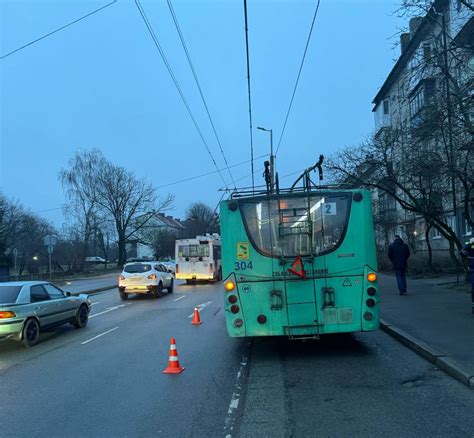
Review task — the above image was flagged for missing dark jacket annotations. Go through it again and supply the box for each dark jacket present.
[388,238,410,271]
[461,242,474,273]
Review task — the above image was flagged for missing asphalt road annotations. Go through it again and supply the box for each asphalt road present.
[1,279,473,438]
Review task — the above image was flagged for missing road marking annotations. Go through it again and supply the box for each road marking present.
[174,295,186,302]
[188,300,212,318]
[91,301,101,306]
[223,344,251,437]
[89,303,129,318]
[81,327,118,345]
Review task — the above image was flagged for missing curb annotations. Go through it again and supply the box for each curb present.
[70,285,117,296]
[380,319,474,389]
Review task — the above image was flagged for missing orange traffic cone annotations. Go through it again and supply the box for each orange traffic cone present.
[162,338,185,374]
[191,307,202,325]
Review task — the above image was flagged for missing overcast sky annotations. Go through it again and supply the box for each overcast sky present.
[0,0,404,227]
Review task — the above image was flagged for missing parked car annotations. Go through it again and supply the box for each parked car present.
[85,256,107,264]
[0,281,91,347]
[118,262,174,300]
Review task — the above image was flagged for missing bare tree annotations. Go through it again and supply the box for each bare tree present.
[95,161,173,267]
[59,149,106,270]
[184,202,219,237]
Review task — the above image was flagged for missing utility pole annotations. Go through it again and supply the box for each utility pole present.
[257,126,275,191]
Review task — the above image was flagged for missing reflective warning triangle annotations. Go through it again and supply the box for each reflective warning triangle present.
[288,255,307,279]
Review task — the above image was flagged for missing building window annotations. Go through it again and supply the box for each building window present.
[431,227,441,239]
[447,215,456,232]
[410,86,425,117]
[465,220,473,236]
[423,43,432,62]
[383,99,390,115]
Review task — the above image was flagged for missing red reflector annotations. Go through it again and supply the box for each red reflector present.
[0,311,16,319]
[367,287,376,296]
[234,318,243,328]
[230,305,240,314]
[366,298,376,308]
[257,314,267,324]
[228,295,238,304]
[363,311,373,321]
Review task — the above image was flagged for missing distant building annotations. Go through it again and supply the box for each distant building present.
[371,0,473,262]
[126,213,186,260]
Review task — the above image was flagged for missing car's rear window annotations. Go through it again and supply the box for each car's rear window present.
[123,264,152,273]
[0,286,22,304]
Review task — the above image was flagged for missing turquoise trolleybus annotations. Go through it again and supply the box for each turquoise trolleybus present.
[220,185,379,338]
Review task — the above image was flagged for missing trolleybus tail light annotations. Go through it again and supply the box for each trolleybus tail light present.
[363,311,373,321]
[176,265,179,274]
[0,311,16,319]
[230,305,240,314]
[147,274,157,280]
[228,295,238,304]
[209,263,213,273]
[257,314,267,324]
[367,272,377,282]
[366,298,376,308]
[367,287,376,296]
[234,318,243,328]
[225,280,235,292]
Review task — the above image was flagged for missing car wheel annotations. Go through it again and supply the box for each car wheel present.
[119,290,128,300]
[22,318,40,348]
[153,283,164,298]
[168,279,174,293]
[73,305,89,329]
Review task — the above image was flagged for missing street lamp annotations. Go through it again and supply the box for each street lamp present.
[257,126,275,190]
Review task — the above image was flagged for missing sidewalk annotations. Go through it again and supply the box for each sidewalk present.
[56,272,118,295]
[379,273,474,388]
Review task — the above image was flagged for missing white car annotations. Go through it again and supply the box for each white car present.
[118,262,174,300]
[85,256,106,264]
[161,261,176,275]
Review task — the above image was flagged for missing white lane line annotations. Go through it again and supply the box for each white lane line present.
[223,345,251,437]
[91,302,101,306]
[81,327,119,345]
[89,303,130,318]
[173,295,186,302]
[187,300,212,318]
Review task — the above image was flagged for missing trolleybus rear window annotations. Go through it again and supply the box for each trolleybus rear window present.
[178,245,210,258]
[240,195,350,257]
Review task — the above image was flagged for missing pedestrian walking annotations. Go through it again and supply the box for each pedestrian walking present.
[461,237,474,315]
[388,235,411,295]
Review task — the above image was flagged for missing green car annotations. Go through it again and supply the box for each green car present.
[0,281,91,347]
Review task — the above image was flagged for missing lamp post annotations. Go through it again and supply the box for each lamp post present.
[257,126,275,191]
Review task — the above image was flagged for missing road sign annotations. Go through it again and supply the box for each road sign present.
[12,248,18,257]
[44,235,57,247]
[47,245,54,254]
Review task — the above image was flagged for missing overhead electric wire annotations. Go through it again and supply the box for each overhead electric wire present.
[155,153,267,190]
[0,0,118,60]
[275,0,321,156]
[166,0,236,188]
[32,154,267,217]
[135,0,229,190]
[243,0,255,191]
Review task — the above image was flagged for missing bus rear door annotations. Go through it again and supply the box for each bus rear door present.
[278,199,319,337]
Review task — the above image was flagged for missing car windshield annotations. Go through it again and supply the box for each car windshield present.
[0,286,22,304]
[123,264,152,273]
